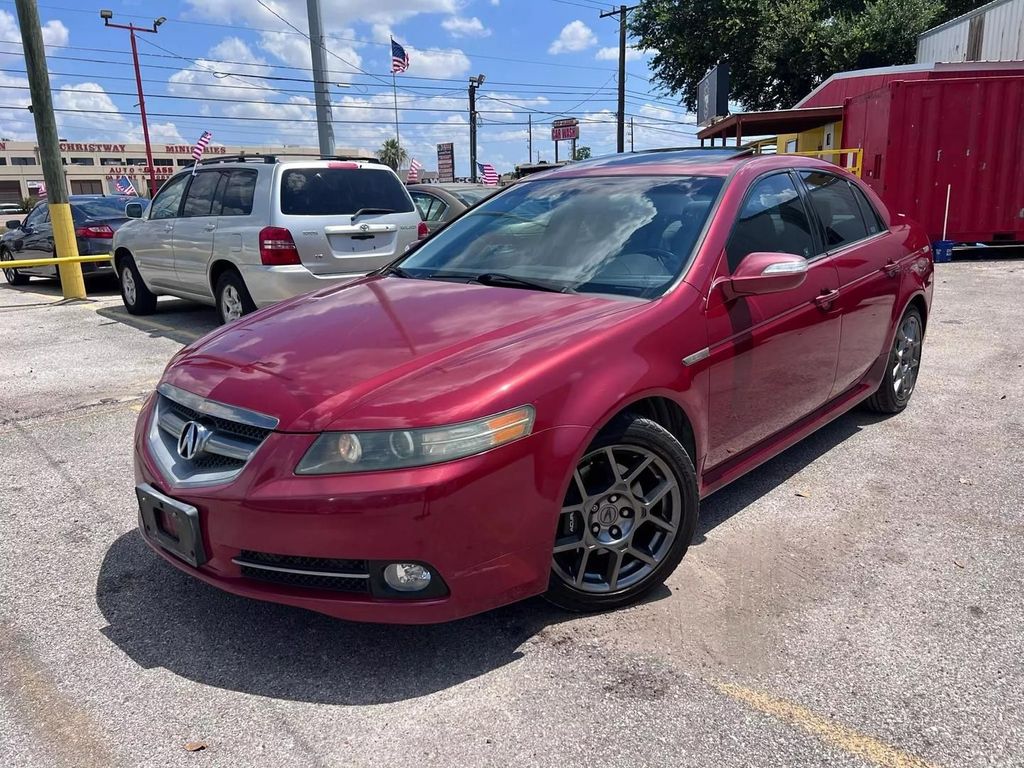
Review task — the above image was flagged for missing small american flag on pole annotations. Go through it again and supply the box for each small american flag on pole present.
[191,130,213,174]
[477,162,499,186]
[391,37,409,73]
[406,158,422,183]
[114,175,138,196]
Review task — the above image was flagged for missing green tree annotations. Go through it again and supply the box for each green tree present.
[376,138,408,171]
[630,0,972,112]
[573,146,592,160]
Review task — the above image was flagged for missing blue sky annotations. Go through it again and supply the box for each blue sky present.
[0,0,699,175]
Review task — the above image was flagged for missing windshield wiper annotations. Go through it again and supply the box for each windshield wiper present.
[473,272,574,294]
[376,264,415,278]
[351,207,395,221]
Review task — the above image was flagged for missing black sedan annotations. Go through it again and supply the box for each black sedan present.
[407,183,497,233]
[1,195,138,285]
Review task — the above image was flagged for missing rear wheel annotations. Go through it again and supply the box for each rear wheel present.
[118,254,158,315]
[866,306,924,414]
[1,248,29,286]
[215,269,256,324]
[546,415,699,612]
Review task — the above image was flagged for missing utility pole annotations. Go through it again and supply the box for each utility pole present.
[101,9,165,197]
[306,0,335,157]
[469,73,485,182]
[17,0,85,299]
[600,4,636,153]
[527,114,532,165]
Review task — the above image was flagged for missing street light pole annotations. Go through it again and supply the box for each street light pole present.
[468,73,485,183]
[101,10,165,197]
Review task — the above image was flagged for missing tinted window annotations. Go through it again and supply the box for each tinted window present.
[280,168,414,216]
[726,173,814,271]
[849,182,886,235]
[410,192,433,219]
[219,170,257,216]
[150,174,189,220]
[72,198,135,221]
[23,204,47,227]
[182,171,222,217]
[799,171,869,249]
[452,188,490,206]
[411,193,447,222]
[400,175,724,299]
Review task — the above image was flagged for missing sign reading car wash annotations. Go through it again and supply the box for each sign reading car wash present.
[551,118,579,142]
[437,142,454,183]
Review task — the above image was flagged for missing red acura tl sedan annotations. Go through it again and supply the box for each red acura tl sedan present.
[134,149,933,623]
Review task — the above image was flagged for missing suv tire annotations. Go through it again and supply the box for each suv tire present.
[118,254,158,315]
[215,269,257,324]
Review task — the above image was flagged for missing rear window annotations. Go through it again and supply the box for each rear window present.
[279,167,414,216]
[72,198,135,221]
[453,188,490,206]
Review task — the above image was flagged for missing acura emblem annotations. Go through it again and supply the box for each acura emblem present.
[177,420,210,461]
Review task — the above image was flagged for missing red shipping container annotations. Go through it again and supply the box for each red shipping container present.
[843,76,1024,243]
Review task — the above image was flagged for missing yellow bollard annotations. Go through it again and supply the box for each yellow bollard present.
[49,202,87,300]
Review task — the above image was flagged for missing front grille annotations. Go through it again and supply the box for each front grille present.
[190,453,245,471]
[164,399,272,443]
[235,550,371,594]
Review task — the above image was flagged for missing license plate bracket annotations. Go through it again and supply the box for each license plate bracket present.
[136,483,207,567]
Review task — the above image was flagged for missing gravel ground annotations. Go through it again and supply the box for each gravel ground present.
[1,261,1021,768]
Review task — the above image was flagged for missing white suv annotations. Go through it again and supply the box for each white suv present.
[112,155,426,323]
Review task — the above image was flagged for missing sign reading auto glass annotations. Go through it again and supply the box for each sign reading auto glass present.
[437,142,455,183]
[697,63,730,128]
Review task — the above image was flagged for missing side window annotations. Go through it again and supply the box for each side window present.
[181,171,222,218]
[410,192,432,219]
[150,174,189,220]
[424,196,447,222]
[24,205,47,228]
[849,182,886,235]
[219,170,257,217]
[799,171,869,249]
[725,173,814,271]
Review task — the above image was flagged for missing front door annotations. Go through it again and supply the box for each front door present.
[798,170,901,398]
[134,173,189,290]
[705,171,841,468]
[172,170,224,296]
[13,204,54,277]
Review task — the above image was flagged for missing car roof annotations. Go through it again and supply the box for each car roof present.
[527,148,844,180]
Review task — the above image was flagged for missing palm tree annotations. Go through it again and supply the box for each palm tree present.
[376,138,408,172]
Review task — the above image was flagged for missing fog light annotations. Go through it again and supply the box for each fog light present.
[383,562,432,592]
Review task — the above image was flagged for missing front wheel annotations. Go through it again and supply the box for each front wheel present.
[118,254,157,315]
[1,248,29,286]
[546,415,699,612]
[865,306,924,414]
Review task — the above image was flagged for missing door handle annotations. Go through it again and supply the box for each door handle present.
[163,224,174,232]
[204,223,216,232]
[884,260,902,277]
[815,288,840,310]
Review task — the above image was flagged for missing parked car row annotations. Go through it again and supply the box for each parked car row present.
[130,148,934,624]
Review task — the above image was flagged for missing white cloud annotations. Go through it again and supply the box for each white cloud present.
[185,0,457,28]
[258,29,364,82]
[595,46,645,62]
[52,82,184,144]
[405,45,470,79]
[548,20,596,55]
[442,16,491,38]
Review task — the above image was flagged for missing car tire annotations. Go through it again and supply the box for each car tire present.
[118,254,158,315]
[1,248,29,286]
[865,306,924,414]
[215,269,257,325]
[545,414,699,613]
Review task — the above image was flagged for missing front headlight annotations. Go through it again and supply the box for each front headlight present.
[295,406,535,475]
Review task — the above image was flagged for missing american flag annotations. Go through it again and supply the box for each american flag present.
[114,175,138,196]
[406,158,422,183]
[36,181,46,200]
[477,162,499,186]
[191,130,213,172]
[391,37,409,73]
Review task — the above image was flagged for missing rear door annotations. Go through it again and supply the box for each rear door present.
[275,163,421,276]
[172,169,224,294]
[212,168,258,267]
[798,170,900,398]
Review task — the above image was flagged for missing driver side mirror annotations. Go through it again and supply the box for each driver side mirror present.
[5,220,21,230]
[125,202,144,219]
[718,252,808,301]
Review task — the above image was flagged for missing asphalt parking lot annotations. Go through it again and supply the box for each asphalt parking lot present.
[1,259,1022,768]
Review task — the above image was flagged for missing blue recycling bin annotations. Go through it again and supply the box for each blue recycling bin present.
[932,240,954,263]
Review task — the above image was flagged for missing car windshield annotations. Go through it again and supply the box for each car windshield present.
[73,198,133,220]
[398,175,723,299]
[280,167,415,216]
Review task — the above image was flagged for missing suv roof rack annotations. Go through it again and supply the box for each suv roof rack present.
[194,153,385,167]
[197,153,277,165]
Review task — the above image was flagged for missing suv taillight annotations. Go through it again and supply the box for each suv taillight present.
[259,226,300,265]
[75,224,114,239]
[417,221,429,240]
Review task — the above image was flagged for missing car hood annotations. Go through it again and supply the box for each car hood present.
[162,276,641,432]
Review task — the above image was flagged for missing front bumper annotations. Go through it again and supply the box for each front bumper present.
[238,263,363,307]
[133,397,586,624]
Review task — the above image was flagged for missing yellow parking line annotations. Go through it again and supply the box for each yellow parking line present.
[715,682,939,768]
